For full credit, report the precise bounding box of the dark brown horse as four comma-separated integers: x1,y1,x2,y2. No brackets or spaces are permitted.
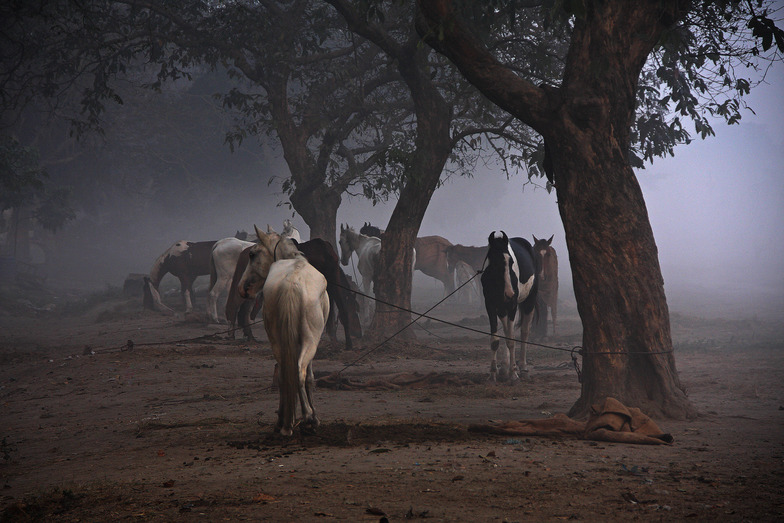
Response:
147,240,216,313
532,235,558,337
445,244,487,274
414,235,455,295
225,238,362,349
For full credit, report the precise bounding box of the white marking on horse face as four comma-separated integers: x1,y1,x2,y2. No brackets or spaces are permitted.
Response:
539,249,548,258
492,231,505,240
339,230,351,265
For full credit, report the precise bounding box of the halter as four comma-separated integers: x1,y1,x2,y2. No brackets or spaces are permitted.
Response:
273,238,283,261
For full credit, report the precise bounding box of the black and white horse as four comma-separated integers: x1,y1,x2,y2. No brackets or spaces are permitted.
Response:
480,231,539,382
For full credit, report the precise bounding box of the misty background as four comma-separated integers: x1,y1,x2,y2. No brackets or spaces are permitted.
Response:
26,59,783,321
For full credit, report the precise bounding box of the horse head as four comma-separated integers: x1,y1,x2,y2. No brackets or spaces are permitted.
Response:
487,231,516,301
532,235,554,279
360,222,383,239
338,223,354,266
238,225,301,298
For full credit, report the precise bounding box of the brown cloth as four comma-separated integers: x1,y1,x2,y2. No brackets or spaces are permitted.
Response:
469,397,674,445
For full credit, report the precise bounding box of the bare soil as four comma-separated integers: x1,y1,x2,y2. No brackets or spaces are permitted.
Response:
1,284,783,521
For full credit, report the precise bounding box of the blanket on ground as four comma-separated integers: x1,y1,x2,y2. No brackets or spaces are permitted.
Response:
469,397,674,445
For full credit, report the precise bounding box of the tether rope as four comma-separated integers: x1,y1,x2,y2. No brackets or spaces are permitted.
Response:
86,266,672,383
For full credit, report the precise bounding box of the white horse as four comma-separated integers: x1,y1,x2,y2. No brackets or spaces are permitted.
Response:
338,224,381,323
238,225,329,436
338,224,416,324
282,219,301,242
207,237,255,323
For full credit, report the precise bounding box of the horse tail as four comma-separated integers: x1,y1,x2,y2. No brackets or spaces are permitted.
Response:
274,282,304,435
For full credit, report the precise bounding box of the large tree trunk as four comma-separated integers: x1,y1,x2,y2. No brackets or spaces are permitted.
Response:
552,2,695,420
417,0,696,419
289,183,341,249
552,131,695,419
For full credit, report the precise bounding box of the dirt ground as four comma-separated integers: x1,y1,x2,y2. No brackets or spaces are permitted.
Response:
1,281,783,521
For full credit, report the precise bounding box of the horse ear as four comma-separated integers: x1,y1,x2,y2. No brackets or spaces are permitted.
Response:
547,235,554,244
254,224,265,242
532,235,539,243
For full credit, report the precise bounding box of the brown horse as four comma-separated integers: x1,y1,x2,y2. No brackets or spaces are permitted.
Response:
414,235,455,295
225,238,362,349
532,235,558,336
147,240,216,313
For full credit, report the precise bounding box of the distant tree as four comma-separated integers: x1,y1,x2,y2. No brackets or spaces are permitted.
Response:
417,0,784,418
1,1,547,331
0,135,75,259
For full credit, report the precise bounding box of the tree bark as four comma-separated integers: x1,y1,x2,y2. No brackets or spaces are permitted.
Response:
326,0,455,338
290,182,341,249
418,0,696,419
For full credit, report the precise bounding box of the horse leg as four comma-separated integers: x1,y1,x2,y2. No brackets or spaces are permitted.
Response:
330,283,354,351
207,281,219,323
298,337,321,432
324,295,338,343
180,277,194,313
487,312,500,382
551,301,558,336
300,362,319,432
361,278,373,325
501,314,519,382
518,306,534,378
238,299,255,341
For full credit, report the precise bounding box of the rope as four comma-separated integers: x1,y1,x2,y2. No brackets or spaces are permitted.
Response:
88,265,672,369
332,274,673,357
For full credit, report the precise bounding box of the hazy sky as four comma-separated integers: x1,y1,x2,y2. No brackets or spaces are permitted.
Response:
334,61,784,302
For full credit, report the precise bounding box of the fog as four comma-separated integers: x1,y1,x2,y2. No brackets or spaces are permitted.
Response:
40,63,783,322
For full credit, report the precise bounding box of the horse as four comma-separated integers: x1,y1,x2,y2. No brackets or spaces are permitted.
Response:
225,238,362,349
445,243,487,274
454,260,481,304
147,240,216,313
359,222,383,239
480,231,539,382
414,235,455,296
532,235,558,337
238,225,329,436
207,237,256,323
339,224,381,323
